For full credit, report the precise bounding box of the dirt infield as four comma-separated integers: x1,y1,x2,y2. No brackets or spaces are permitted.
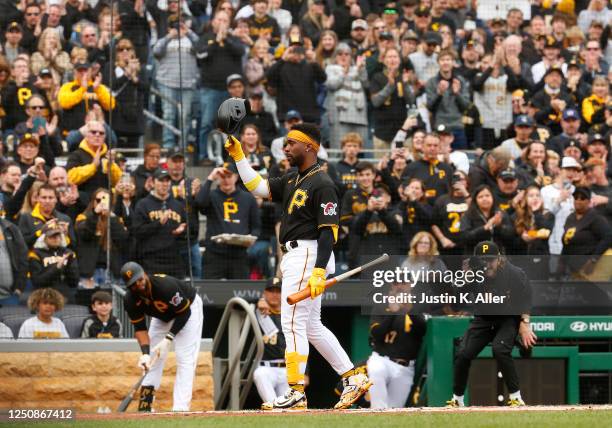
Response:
77,404,612,420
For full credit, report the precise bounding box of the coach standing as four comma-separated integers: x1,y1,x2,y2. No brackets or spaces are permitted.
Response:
121,262,203,412
447,241,537,407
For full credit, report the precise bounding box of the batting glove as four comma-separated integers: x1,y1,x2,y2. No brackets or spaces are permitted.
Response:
224,135,245,162
152,336,173,360
137,354,152,371
308,268,327,299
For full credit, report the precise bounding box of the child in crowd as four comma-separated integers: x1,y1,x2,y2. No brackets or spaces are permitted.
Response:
81,291,122,338
18,288,69,339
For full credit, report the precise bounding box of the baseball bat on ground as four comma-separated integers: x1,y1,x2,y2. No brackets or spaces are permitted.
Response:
117,355,158,412
287,253,390,305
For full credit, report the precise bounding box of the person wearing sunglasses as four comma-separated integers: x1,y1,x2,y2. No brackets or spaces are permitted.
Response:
15,94,62,168
103,38,146,149
65,120,122,203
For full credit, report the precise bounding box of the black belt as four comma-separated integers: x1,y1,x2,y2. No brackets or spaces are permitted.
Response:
280,241,299,253
260,361,286,367
391,358,412,367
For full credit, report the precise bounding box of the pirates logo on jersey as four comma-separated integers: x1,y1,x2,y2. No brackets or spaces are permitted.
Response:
170,292,184,307
321,202,337,216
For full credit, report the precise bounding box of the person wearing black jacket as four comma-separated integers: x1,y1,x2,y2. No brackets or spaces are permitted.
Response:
0,161,37,223
370,47,413,149
247,0,281,46
117,0,150,63
81,291,122,338
403,134,453,205
459,185,515,254
132,143,162,202
195,10,244,164
447,241,537,407
332,133,362,196
1,57,44,131
0,216,28,306
241,89,279,147
511,185,554,279
468,146,512,192
398,178,432,254
531,67,575,135
14,94,63,167
65,121,122,202
351,184,402,268
167,150,201,278
131,169,188,278
431,171,469,265
104,38,148,149
266,42,327,123
195,164,261,279
75,188,129,286
18,184,77,250
561,186,612,277
28,222,79,299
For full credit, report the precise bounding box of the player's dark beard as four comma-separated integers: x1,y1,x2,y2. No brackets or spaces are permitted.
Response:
288,152,304,168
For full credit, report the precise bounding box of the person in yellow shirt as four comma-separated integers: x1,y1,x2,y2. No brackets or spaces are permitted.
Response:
57,62,115,134
65,120,122,201
582,75,609,125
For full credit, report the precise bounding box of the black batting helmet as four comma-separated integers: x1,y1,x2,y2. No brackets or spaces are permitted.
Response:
216,97,251,134
120,262,145,287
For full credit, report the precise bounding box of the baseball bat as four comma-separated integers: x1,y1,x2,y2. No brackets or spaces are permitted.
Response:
117,355,158,413
287,253,390,305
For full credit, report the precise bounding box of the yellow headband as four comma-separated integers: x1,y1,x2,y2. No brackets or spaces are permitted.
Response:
287,130,319,151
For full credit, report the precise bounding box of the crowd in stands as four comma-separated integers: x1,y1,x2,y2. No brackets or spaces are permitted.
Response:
0,0,612,338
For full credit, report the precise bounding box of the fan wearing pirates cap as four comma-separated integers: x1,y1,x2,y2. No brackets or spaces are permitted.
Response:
447,241,536,408
223,115,371,410
253,277,290,405
120,261,204,412
194,161,261,279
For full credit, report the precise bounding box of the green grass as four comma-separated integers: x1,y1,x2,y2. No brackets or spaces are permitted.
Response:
4,410,612,428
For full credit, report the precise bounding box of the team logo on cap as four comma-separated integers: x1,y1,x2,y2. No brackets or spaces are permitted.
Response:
482,244,489,253
321,202,337,216
125,270,132,279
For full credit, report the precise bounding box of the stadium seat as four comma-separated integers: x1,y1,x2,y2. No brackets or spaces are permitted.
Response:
61,315,89,339
2,314,31,338
0,306,32,322
55,304,90,319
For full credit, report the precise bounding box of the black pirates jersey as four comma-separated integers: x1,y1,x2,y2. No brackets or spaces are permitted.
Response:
403,159,453,204
258,311,286,361
340,188,369,226
432,194,469,240
124,274,197,330
369,313,427,361
269,163,339,243
334,160,359,194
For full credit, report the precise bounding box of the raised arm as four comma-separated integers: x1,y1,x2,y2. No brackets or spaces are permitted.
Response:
224,135,271,198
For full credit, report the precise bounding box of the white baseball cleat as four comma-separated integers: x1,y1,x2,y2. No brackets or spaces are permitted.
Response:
334,373,372,409
261,388,307,410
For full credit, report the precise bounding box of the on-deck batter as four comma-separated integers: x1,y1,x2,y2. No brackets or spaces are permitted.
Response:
121,262,204,412
224,122,371,410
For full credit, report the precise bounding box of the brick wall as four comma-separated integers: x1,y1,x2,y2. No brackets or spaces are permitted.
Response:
0,351,213,412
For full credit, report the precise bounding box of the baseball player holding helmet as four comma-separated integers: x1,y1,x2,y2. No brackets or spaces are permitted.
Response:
221,98,371,410
120,261,204,412
447,241,537,407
